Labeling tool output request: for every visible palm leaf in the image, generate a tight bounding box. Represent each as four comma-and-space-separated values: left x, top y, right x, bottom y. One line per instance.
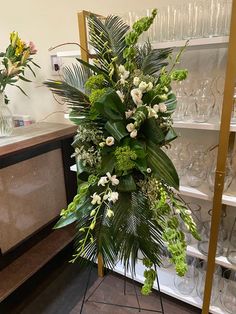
112, 191, 163, 274
135, 40, 172, 75
88, 14, 129, 71
62, 63, 90, 92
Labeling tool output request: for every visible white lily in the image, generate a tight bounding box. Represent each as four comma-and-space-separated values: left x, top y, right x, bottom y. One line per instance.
116, 90, 125, 103
131, 88, 143, 106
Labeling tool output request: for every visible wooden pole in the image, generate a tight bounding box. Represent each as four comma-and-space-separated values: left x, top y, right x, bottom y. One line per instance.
202, 1, 236, 313
77, 10, 104, 278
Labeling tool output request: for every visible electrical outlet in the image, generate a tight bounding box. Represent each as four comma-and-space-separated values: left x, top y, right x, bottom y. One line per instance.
50, 55, 62, 76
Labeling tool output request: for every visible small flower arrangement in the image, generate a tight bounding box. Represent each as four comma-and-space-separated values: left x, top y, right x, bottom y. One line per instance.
0, 31, 39, 102
45, 9, 200, 295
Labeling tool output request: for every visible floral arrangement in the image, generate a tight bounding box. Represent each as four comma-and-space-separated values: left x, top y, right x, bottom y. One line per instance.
45, 9, 200, 295
0, 31, 39, 102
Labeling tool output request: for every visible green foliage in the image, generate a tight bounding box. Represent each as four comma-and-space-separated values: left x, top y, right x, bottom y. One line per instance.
89, 88, 107, 105
85, 74, 106, 91
171, 69, 188, 81
114, 146, 137, 171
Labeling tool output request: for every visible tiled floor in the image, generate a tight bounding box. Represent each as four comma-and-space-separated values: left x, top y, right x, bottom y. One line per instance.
10, 262, 201, 314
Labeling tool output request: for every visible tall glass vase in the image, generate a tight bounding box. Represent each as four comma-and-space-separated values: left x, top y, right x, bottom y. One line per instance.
0, 92, 13, 137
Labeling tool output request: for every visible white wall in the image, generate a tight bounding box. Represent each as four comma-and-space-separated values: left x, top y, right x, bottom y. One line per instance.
0, 0, 164, 123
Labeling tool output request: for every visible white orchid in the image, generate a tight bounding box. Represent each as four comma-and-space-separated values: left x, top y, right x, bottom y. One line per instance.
98, 176, 109, 186
126, 123, 135, 133
131, 88, 143, 106
91, 193, 102, 205
116, 90, 125, 102
108, 191, 119, 203
130, 129, 138, 138
105, 136, 115, 146
106, 208, 114, 218
133, 76, 140, 87
159, 103, 167, 113
106, 172, 119, 186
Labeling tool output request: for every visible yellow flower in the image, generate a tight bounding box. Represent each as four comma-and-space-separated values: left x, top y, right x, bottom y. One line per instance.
15, 38, 25, 56
10, 31, 18, 47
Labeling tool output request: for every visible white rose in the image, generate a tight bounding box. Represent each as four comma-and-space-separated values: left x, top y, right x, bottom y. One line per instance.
130, 129, 138, 138
98, 176, 109, 186
105, 136, 115, 146
131, 88, 143, 106
91, 193, 101, 205
126, 123, 135, 133
108, 191, 119, 203
147, 82, 153, 91
138, 81, 148, 92
133, 76, 140, 87
153, 104, 159, 112
116, 90, 125, 103
159, 103, 167, 113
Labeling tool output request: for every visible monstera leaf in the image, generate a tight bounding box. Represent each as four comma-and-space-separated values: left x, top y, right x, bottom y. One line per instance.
94, 89, 126, 121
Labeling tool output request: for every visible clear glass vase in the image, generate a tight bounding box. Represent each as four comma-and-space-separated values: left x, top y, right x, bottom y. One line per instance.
0, 92, 13, 137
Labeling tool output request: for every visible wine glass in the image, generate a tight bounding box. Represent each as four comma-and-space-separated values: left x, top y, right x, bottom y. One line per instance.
174, 256, 198, 295
221, 269, 236, 313
226, 218, 236, 265
197, 262, 222, 306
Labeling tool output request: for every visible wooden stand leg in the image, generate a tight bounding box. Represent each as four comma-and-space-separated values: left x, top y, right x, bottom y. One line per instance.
97, 253, 104, 277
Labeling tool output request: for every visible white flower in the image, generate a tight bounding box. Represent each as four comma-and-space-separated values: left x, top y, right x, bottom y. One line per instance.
91, 193, 101, 205
148, 108, 157, 118
175, 209, 180, 214
147, 82, 153, 91
185, 209, 192, 215
106, 172, 119, 186
125, 110, 133, 119
108, 191, 119, 203
160, 94, 168, 101
105, 136, 115, 146
159, 103, 167, 113
130, 129, 138, 138
99, 142, 105, 148
131, 88, 143, 106
106, 208, 114, 218
116, 90, 125, 103
119, 78, 127, 85
133, 76, 140, 87
138, 81, 148, 92
118, 65, 130, 80
121, 71, 130, 80
118, 64, 126, 74
103, 193, 109, 201
147, 168, 152, 173
153, 104, 159, 112
98, 176, 109, 186
126, 123, 135, 133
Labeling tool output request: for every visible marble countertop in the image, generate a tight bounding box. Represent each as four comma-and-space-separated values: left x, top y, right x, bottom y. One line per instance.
0, 122, 77, 157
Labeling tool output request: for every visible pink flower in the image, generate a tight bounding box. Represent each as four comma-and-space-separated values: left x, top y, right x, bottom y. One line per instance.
28, 41, 37, 55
